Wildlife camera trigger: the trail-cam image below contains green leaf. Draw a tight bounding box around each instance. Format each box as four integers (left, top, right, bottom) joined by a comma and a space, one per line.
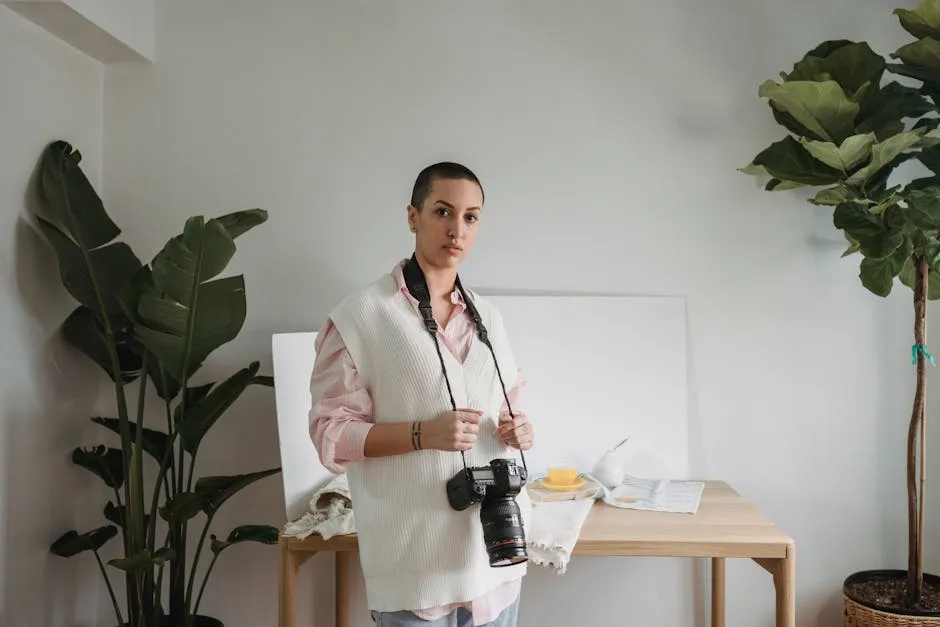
91, 417, 170, 463
858, 234, 912, 297
833, 202, 903, 259
785, 41, 886, 100
750, 136, 843, 186
50, 526, 118, 557
194, 468, 281, 515
108, 548, 174, 573
846, 131, 924, 188
36, 216, 142, 317
893, 37, 940, 72
173, 382, 216, 424
758, 79, 859, 144
215, 209, 268, 240
210, 524, 280, 555
801, 133, 876, 172
72, 445, 125, 489
159, 492, 207, 523
856, 82, 936, 139
134, 216, 249, 380
860, 257, 899, 296
919, 145, 940, 174
895, 3, 940, 40
178, 362, 261, 454
810, 185, 854, 206
35, 141, 119, 252
62, 306, 143, 383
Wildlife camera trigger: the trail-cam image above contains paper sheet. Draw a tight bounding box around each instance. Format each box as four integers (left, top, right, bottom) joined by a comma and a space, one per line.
600, 475, 705, 514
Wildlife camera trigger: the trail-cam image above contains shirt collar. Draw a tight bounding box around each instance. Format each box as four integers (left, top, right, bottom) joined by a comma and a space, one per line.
392, 258, 467, 310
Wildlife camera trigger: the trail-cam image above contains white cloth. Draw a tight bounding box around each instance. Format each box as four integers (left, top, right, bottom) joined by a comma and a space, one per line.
281, 474, 356, 540
526, 498, 594, 575
326, 270, 531, 612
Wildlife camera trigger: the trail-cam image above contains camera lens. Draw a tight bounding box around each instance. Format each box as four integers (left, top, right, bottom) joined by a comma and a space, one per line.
480, 496, 527, 567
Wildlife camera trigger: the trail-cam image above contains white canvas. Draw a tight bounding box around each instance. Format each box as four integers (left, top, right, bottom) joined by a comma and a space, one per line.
484, 294, 689, 480
271, 331, 332, 522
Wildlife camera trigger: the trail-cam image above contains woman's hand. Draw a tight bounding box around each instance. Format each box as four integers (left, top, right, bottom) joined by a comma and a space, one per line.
422, 409, 482, 451
495, 410, 534, 450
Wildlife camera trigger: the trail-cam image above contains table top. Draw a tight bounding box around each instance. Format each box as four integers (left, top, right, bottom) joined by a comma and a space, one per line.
281, 480, 793, 559
572, 480, 792, 558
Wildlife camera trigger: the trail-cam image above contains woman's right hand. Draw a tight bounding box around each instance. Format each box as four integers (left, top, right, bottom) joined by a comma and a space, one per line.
422, 409, 482, 451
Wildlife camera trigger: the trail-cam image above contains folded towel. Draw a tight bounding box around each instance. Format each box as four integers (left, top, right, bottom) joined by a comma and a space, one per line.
281, 474, 356, 540
525, 497, 594, 575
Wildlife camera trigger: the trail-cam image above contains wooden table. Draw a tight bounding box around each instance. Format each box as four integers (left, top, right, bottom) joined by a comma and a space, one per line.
278, 480, 795, 627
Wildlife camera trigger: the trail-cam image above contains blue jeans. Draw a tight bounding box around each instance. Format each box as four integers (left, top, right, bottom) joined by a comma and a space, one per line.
370, 598, 519, 627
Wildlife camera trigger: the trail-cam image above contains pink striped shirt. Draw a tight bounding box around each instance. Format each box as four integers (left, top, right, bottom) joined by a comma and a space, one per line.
308, 260, 525, 624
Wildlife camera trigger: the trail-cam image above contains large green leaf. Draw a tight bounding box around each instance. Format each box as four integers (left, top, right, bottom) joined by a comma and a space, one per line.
801, 133, 876, 172
50, 525, 118, 557
178, 362, 261, 454
159, 492, 207, 524
216, 209, 268, 240
36, 216, 142, 317
758, 79, 859, 144
893, 37, 940, 72
845, 130, 924, 188
856, 82, 936, 139
747, 136, 843, 186
35, 141, 119, 251
895, 2, 940, 40
194, 468, 281, 515
72, 445, 125, 489
833, 202, 903, 259
858, 235, 912, 296
210, 525, 279, 555
33, 142, 143, 319
91, 417, 170, 463
62, 306, 143, 382
787, 41, 886, 103
133, 216, 254, 380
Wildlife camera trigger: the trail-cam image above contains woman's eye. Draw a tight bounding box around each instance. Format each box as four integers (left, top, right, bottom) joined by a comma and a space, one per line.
435, 208, 448, 217
466, 214, 478, 222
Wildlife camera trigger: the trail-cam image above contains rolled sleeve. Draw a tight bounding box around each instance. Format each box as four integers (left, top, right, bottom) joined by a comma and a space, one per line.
308, 318, 374, 473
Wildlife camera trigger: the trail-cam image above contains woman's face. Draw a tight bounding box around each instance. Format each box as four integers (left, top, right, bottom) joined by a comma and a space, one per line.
408, 177, 483, 270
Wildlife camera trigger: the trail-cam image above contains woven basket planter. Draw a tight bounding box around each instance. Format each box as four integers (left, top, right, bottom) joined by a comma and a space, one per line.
844, 571, 940, 627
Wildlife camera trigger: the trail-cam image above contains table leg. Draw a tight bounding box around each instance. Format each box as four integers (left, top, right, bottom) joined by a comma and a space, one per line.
712, 557, 725, 627
754, 544, 796, 627
336, 551, 351, 627
279, 540, 313, 627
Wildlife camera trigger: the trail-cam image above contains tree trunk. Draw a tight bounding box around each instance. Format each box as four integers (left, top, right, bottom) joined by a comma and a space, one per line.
906, 256, 929, 607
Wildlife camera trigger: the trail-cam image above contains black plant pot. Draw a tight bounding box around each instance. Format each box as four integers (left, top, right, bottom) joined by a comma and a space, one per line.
119, 616, 223, 627
844, 569, 940, 619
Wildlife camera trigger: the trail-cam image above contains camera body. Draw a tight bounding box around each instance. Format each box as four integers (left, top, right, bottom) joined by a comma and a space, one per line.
446, 457, 527, 510
447, 458, 529, 568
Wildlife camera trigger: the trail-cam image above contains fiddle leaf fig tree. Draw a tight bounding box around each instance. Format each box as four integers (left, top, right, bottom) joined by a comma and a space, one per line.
742, 34, 940, 610
34, 140, 281, 627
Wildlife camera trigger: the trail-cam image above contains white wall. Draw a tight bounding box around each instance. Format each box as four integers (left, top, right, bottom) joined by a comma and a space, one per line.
0, 6, 105, 627
92, 0, 932, 626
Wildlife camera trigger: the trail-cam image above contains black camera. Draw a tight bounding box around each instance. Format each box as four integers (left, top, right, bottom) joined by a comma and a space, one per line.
446, 458, 529, 568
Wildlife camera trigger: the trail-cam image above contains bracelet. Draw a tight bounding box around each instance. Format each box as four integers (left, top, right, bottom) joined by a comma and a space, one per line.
411, 421, 422, 450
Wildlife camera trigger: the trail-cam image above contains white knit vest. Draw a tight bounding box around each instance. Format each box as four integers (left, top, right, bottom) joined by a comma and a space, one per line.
327, 272, 531, 612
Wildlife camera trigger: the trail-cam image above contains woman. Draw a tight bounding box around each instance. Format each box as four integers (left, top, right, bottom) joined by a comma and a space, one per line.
309, 161, 535, 627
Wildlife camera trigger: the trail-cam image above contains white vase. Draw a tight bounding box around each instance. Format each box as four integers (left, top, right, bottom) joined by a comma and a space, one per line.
592, 450, 625, 489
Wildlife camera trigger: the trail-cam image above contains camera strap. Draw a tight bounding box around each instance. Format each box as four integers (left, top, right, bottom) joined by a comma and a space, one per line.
402, 254, 528, 475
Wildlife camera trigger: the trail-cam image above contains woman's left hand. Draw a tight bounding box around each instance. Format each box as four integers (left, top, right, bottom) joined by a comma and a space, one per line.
495, 410, 534, 450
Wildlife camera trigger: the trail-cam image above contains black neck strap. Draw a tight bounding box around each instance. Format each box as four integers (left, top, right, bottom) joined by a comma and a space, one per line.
401, 253, 526, 473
